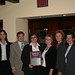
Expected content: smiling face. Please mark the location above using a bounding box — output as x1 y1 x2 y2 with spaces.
17 34 24 42
45 36 53 45
55 33 63 43
66 34 74 45
31 35 38 43
0 31 7 41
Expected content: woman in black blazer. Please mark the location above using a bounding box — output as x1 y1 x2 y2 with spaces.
41 34 57 75
55 30 67 75
0 30 13 75
21 33 44 75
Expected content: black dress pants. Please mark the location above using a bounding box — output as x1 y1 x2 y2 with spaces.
0 61 13 75
24 66 42 75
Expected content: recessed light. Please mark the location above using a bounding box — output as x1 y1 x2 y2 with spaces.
63 14 66 16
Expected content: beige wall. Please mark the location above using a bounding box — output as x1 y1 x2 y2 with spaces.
0 0 75 42
16 18 28 42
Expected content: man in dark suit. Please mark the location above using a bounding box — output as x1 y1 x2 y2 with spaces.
63 33 75 75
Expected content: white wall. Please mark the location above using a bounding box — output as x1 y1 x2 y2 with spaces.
16 18 28 42
0 0 75 42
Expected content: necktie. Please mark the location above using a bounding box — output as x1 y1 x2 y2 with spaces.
21 42 24 50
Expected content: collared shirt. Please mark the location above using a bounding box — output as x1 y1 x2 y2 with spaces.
0 42 7 61
18 41 25 51
29 42 40 51
65 44 72 58
42 48 49 67
65 44 72 63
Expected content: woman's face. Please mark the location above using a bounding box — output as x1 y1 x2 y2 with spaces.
45 36 52 45
55 33 63 43
31 35 38 43
0 32 6 40
66 35 73 45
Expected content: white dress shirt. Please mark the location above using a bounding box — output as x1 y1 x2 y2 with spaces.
42 48 49 67
18 41 25 51
65 44 72 63
30 43 40 51
0 42 7 61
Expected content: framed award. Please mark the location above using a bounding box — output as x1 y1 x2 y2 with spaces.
30 51 41 66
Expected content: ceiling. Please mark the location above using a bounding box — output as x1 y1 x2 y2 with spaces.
0 0 19 5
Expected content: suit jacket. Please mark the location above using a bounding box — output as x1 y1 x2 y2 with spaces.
10 41 26 75
0 41 12 62
21 43 44 71
56 41 67 72
63 43 75 75
43 45 57 71
0 41 13 75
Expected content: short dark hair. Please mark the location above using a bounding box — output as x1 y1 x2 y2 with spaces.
66 32 74 38
29 33 39 43
17 31 24 36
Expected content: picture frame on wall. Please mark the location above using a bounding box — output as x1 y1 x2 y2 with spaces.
37 0 48 8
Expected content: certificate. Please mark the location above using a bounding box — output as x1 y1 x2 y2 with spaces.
30 51 41 66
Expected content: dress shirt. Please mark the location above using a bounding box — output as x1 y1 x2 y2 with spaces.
42 48 49 67
0 42 7 61
29 42 40 51
18 41 25 51
65 44 72 63
65 44 73 58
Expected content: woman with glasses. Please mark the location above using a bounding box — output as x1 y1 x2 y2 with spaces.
21 33 44 75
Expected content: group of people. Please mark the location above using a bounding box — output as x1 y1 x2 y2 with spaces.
0 29 75 75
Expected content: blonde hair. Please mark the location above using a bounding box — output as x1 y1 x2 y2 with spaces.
45 34 53 42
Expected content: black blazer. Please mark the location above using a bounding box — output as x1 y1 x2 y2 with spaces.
21 43 45 71
0 41 12 62
63 43 75 75
42 45 57 70
56 41 67 72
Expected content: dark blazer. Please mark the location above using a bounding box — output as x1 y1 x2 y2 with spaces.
43 45 57 70
0 41 12 61
0 41 13 75
21 43 44 71
56 41 67 72
63 43 75 75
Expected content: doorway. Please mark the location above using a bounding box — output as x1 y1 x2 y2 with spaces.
28 16 75 44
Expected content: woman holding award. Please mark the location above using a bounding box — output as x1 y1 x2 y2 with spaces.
21 33 44 75
41 34 57 75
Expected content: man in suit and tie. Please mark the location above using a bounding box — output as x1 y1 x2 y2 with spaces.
63 33 75 75
10 31 27 75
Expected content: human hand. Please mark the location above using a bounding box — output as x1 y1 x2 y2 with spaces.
58 72 62 75
12 67 16 73
29 64 33 68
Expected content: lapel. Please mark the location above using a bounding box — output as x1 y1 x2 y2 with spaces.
38 46 41 51
6 43 8 59
15 41 22 55
29 45 32 52
66 44 73 58
29 44 41 52
0 45 1 61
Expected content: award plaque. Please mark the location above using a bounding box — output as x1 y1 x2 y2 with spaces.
30 51 41 66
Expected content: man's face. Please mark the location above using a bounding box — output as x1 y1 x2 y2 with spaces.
17 34 24 42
